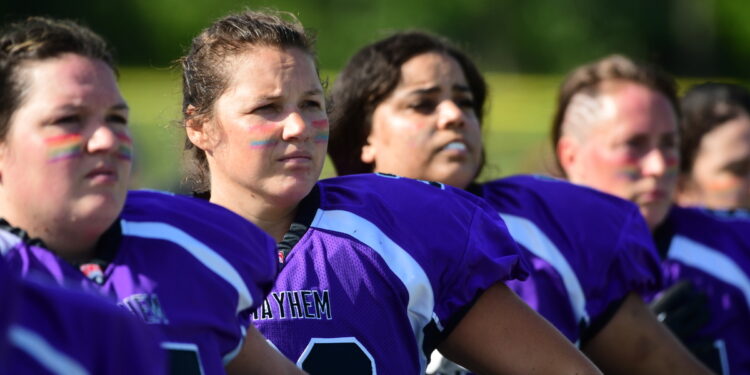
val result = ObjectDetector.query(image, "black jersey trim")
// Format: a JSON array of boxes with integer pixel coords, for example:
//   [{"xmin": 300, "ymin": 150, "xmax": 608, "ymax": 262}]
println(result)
[
  {"xmin": 653, "ymin": 213, "xmax": 676, "ymax": 260},
  {"xmin": 579, "ymin": 294, "xmax": 628, "ymax": 347},
  {"xmin": 277, "ymin": 185, "xmax": 320, "ymax": 269},
  {"xmin": 465, "ymin": 182, "xmax": 484, "ymax": 197},
  {"xmin": 0, "ymin": 218, "xmax": 47, "ymax": 248}
]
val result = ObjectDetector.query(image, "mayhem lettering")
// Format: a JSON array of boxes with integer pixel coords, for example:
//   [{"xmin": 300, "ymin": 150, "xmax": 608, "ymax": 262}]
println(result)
[{"xmin": 252, "ymin": 290, "xmax": 332, "ymax": 320}]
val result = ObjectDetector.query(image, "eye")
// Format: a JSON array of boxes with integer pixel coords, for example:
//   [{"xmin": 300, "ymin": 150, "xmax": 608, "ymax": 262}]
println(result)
[
  {"xmin": 455, "ymin": 97, "xmax": 475, "ymax": 110},
  {"xmin": 624, "ymin": 135, "xmax": 649, "ymax": 154},
  {"xmin": 725, "ymin": 158, "xmax": 750, "ymax": 177},
  {"xmin": 253, "ymin": 103, "xmax": 280, "ymax": 114},
  {"xmin": 302, "ymin": 99, "xmax": 323, "ymax": 110},
  {"xmin": 53, "ymin": 114, "xmax": 81, "ymax": 125},
  {"xmin": 106, "ymin": 114, "xmax": 128, "ymax": 126},
  {"xmin": 659, "ymin": 134, "xmax": 678, "ymax": 150},
  {"xmin": 409, "ymin": 99, "xmax": 437, "ymax": 114}
]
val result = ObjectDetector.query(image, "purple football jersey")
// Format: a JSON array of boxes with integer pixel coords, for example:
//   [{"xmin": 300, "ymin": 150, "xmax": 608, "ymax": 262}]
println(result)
[
  {"xmin": 0, "ymin": 255, "xmax": 166, "ymax": 375},
  {"xmin": 252, "ymin": 173, "xmax": 528, "ymax": 374},
  {"xmin": 1, "ymin": 190, "xmax": 277, "ymax": 375},
  {"xmin": 475, "ymin": 175, "xmax": 662, "ymax": 344},
  {"xmin": 653, "ymin": 206, "xmax": 750, "ymax": 374}
]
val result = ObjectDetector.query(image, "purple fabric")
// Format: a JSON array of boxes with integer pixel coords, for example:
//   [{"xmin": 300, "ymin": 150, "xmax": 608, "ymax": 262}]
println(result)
[
  {"xmin": 0, "ymin": 256, "xmax": 167, "ymax": 375},
  {"xmin": 478, "ymin": 175, "xmax": 662, "ymax": 343},
  {"xmin": 253, "ymin": 173, "xmax": 527, "ymax": 374},
  {"xmin": 654, "ymin": 206, "xmax": 750, "ymax": 374},
  {"xmin": 2, "ymin": 190, "xmax": 277, "ymax": 375}
]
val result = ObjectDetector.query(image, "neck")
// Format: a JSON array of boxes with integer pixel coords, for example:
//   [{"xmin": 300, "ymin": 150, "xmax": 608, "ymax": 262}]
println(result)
[{"xmin": 209, "ymin": 177, "xmax": 298, "ymax": 243}]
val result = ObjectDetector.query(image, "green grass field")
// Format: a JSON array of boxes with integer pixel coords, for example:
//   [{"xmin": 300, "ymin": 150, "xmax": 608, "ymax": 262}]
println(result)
[{"xmin": 118, "ymin": 68, "xmax": 699, "ymax": 191}]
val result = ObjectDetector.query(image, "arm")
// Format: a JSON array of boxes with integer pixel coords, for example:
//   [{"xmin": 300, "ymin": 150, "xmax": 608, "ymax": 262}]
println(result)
[
  {"xmin": 581, "ymin": 292, "xmax": 714, "ymax": 375},
  {"xmin": 438, "ymin": 282, "xmax": 602, "ymax": 375},
  {"xmin": 226, "ymin": 325, "xmax": 307, "ymax": 375}
]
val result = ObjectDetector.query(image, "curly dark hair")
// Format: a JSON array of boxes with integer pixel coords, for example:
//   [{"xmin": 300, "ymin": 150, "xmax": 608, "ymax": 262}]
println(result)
[
  {"xmin": 328, "ymin": 30, "xmax": 487, "ymax": 177},
  {"xmin": 680, "ymin": 82, "xmax": 750, "ymax": 174}
]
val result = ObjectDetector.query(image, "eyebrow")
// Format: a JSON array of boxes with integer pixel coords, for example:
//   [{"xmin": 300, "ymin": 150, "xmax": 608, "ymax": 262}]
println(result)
[
  {"xmin": 57, "ymin": 102, "xmax": 130, "ymax": 112},
  {"xmin": 409, "ymin": 84, "xmax": 472, "ymax": 96}
]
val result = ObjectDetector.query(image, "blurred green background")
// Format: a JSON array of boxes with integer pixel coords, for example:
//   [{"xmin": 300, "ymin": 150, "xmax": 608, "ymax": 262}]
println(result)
[{"xmin": 4, "ymin": 0, "xmax": 748, "ymax": 190}]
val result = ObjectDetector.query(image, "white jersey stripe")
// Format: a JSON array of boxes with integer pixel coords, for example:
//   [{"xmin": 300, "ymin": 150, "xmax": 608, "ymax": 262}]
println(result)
[
  {"xmin": 499, "ymin": 213, "xmax": 589, "ymax": 326},
  {"xmin": 311, "ymin": 209, "xmax": 434, "ymax": 373},
  {"xmin": 0, "ymin": 229, "xmax": 23, "ymax": 255},
  {"xmin": 120, "ymin": 220, "xmax": 253, "ymax": 313},
  {"xmin": 669, "ymin": 235, "xmax": 750, "ymax": 311},
  {"xmin": 9, "ymin": 325, "xmax": 90, "ymax": 375}
]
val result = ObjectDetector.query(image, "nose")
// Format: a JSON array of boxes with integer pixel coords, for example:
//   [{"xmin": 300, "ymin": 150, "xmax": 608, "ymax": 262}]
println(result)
[
  {"xmin": 86, "ymin": 124, "xmax": 119, "ymax": 154},
  {"xmin": 641, "ymin": 148, "xmax": 672, "ymax": 177},
  {"xmin": 436, "ymin": 100, "xmax": 465, "ymax": 130},
  {"xmin": 281, "ymin": 111, "xmax": 311, "ymax": 142}
]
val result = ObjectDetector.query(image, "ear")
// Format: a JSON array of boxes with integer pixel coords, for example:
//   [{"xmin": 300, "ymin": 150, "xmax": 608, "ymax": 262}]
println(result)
[
  {"xmin": 360, "ymin": 135, "xmax": 377, "ymax": 164},
  {"xmin": 184, "ymin": 105, "xmax": 213, "ymax": 152},
  {"xmin": 556, "ymin": 135, "xmax": 579, "ymax": 177}
]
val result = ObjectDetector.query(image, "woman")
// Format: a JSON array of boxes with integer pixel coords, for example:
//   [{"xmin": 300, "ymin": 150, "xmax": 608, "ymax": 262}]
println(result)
[
  {"xmin": 182, "ymin": 10, "xmax": 600, "ymax": 375},
  {"xmin": 552, "ymin": 54, "xmax": 750, "ymax": 374},
  {"xmin": 0, "ymin": 17, "xmax": 300, "ymax": 375},
  {"xmin": 678, "ymin": 82, "xmax": 750, "ymax": 211},
  {"xmin": 328, "ymin": 31, "xmax": 711, "ymax": 374}
]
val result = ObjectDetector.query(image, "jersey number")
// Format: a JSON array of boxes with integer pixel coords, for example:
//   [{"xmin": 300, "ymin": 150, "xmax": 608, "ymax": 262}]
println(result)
[{"xmin": 297, "ymin": 337, "xmax": 375, "ymax": 375}]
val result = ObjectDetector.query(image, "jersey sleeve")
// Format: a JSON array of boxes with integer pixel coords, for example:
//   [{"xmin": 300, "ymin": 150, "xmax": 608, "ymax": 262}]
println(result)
[
  {"xmin": 586, "ymin": 206, "xmax": 663, "ymax": 319},
  {"xmin": 432, "ymin": 190, "xmax": 529, "ymax": 335}
]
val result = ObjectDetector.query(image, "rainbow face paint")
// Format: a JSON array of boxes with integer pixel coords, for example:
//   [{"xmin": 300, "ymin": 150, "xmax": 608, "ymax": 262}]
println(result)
[
  {"xmin": 248, "ymin": 123, "xmax": 279, "ymax": 149},
  {"xmin": 115, "ymin": 132, "xmax": 133, "ymax": 161},
  {"xmin": 45, "ymin": 134, "xmax": 83, "ymax": 162},
  {"xmin": 312, "ymin": 119, "xmax": 329, "ymax": 144}
]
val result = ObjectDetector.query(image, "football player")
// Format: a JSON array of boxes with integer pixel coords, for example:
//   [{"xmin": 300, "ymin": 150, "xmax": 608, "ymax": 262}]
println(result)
[
  {"xmin": 328, "ymin": 31, "xmax": 712, "ymax": 374},
  {"xmin": 553, "ymin": 54, "xmax": 750, "ymax": 374},
  {"xmin": 0, "ymin": 17, "xmax": 302, "ymax": 375},
  {"xmin": 182, "ymin": 9, "xmax": 601, "ymax": 375}
]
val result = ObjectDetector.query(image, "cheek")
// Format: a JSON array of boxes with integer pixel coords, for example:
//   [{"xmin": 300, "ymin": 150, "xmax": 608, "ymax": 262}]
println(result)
[
  {"xmin": 247, "ymin": 122, "xmax": 280, "ymax": 149},
  {"xmin": 704, "ymin": 174, "xmax": 745, "ymax": 195},
  {"xmin": 44, "ymin": 134, "xmax": 84, "ymax": 163},
  {"xmin": 312, "ymin": 119, "xmax": 329, "ymax": 144},
  {"xmin": 115, "ymin": 131, "xmax": 133, "ymax": 161}
]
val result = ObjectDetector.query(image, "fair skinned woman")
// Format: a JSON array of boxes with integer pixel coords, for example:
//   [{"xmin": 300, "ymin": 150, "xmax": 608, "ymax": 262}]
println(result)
[
  {"xmin": 328, "ymin": 32, "xmax": 712, "ymax": 375},
  {"xmin": 552, "ymin": 54, "xmax": 750, "ymax": 375},
  {"xmin": 0, "ymin": 17, "xmax": 301, "ymax": 375},
  {"xmin": 183, "ymin": 10, "xmax": 600, "ymax": 375}
]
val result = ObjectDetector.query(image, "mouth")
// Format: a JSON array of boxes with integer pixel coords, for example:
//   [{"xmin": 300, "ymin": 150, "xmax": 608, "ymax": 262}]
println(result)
[
  {"xmin": 278, "ymin": 151, "xmax": 313, "ymax": 163},
  {"xmin": 85, "ymin": 165, "xmax": 118, "ymax": 183}
]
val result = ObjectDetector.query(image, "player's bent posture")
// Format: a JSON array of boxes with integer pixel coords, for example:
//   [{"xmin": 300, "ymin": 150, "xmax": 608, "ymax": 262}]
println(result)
[
  {"xmin": 182, "ymin": 10, "xmax": 601, "ymax": 375},
  {"xmin": 553, "ymin": 54, "xmax": 750, "ymax": 374},
  {"xmin": 678, "ymin": 82, "xmax": 750, "ymax": 211},
  {"xmin": 0, "ymin": 255, "xmax": 167, "ymax": 375},
  {"xmin": 0, "ymin": 17, "xmax": 302, "ymax": 375},
  {"xmin": 328, "ymin": 31, "xmax": 713, "ymax": 375}
]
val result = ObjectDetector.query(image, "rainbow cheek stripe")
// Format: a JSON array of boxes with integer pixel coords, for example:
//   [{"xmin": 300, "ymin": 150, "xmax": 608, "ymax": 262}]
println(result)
[
  {"xmin": 45, "ymin": 134, "xmax": 84, "ymax": 162},
  {"xmin": 116, "ymin": 132, "xmax": 133, "ymax": 161},
  {"xmin": 312, "ymin": 119, "xmax": 329, "ymax": 144},
  {"xmin": 249, "ymin": 123, "xmax": 280, "ymax": 149}
]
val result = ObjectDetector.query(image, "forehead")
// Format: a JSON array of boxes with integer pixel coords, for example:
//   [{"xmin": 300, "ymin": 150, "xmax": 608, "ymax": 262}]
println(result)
[
  {"xmin": 396, "ymin": 52, "xmax": 468, "ymax": 91},
  {"xmin": 699, "ymin": 115, "xmax": 750, "ymax": 156},
  {"xmin": 18, "ymin": 53, "xmax": 121, "ymax": 106},
  {"xmin": 223, "ymin": 46, "xmax": 321, "ymax": 95},
  {"xmin": 600, "ymin": 81, "xmax": 678, "ymax": 135}
]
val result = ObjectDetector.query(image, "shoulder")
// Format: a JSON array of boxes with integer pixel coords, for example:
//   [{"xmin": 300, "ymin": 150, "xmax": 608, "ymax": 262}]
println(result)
[
  {"xmin": 318, "ymin": 173, "xmax": 483, "ymax": 221},
  {"xmin": 481, "ymin": 175, "xmax": 643, "ymax": 230},
  {"xmin": 120, "ymin": 190, "xmax": 278, "ymax": 310}
]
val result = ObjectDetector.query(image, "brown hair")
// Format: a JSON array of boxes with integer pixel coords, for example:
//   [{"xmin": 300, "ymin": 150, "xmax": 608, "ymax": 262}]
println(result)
[
  {"xmin": 680, "ymin": 82, "xmax": 750, "ymax": 174},
  {"xmin": 180, "ymin": 9, "xmax": 316, "ymax": 192},
  {"xmin": 328, "ymin": 30, "xmax": 487, "ymax": 177},
  {"xmin": 551, "ymin": 54, "xmax": 679, "ymax": 172},
  {"xmin": 0, "ymin": 17, "xmax": 115, "ymax": 142}
]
